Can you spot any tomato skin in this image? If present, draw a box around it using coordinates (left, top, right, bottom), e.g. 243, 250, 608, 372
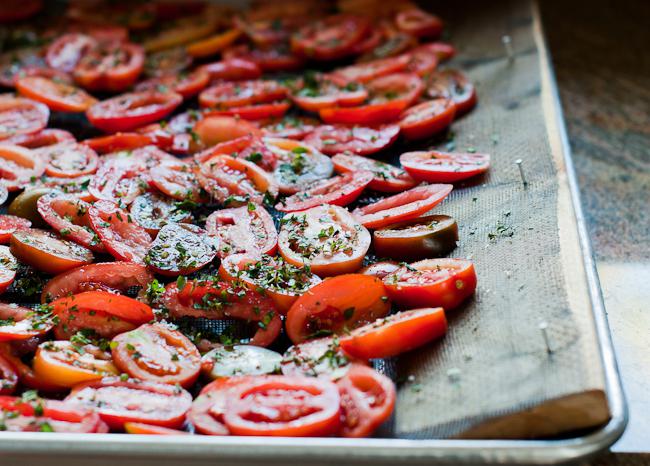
206, 205, 278, 258
400, 151, 490, 182
124, 422, 189, 435
331, 153, 417, 193
223, 375, 342, 437
292, 14, 370, 61
73, 42, 145, 93
10, 228, 94, 274
66, 377, 193, 430
111, 323, 201, 388
395, 9, 444, 38
383, 258, 477, 310
197, 58, 262, 81
352, 184, 453, 229
304, 124, 400, 157
0, 215, 31, 243
86, 91, 183, 133
400, 98, 456, 140
319, 99, 407, 125
337, 364, 396, 437
16, 77, 97, 113
0, 96, 49, 141
286, 274, 390, 344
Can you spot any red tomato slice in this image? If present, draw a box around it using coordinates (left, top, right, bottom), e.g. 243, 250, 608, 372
0, 47, 46, 89
205, 205, 277, 258
88, 161, 146, 206
0, 215, 31, 243
223, 44, 304, 73
66, 377, 192, 430
51, 291, 155, 339
16, 77, 97, 113
149, 161, 206, 202
280, 337, 359, 380
399, 98, 456, 140
331, 54, 410, 84
331, 153, 417, 193
125, 422, 188, 435
86, 90, 183, 133
350, 27, 383, 56
260, 116, 319, 140
383, 258, 477, 310
265, 137, 333, 194
352, 184, 453, 229
41, 261, 153, 303
360, 261, 400, 279
426, 69, 477, 116
206, 101, 290, 121
0, 246, 17, 294
404, 46, 439, 77
45, 33, 97, 73
223, 375, 341, 437
291, 74, 368, 112
199, 80, 288, 109
162, 280, 281, 347
10, 228, 94, 274
33, 175, 93, 202
0, 96, 49, 141
395, 8, 444, 38
36, 141, 99, 178
276, 170, 373, 213
0, 303, 54, 342
136, 68, 210, 99
286, 274, 390, 343
340, 307, 447, 360
400, 150, 490, 182
319, 99, 406, 125
366, 72, 424, 107
83, 132, 170, 154
37, 193, 105, 253
0, 184, 6, 206
0, 353, 17, 394
129, 192, 193, 236
88, 200, 152, 264
195, 134, 277, 172
234, 17, 293, 47
304, 124, 400, 156
193, 116, 261, 148
112, 323, 201, 388
144, 223, 216, 276
6, 128, 75, 149
0, 144, 46, 191
198, 58, 262, 81
0, 395, 105, 433
73, 42, 145, 93
291, 14, 370, 61
0, 343, 65, 392
337, 364, 396, 437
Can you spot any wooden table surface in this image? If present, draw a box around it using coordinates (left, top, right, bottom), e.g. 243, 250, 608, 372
539, 0, 650, 458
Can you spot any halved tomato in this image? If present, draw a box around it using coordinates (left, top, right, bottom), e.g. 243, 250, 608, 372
149, 161, 206, 202
337, 364, 396, 437
111, 323, 201, 388
285, 274, 390, 343
0, 303, 54, 342
340, 307, 447, 360
0, 246, 17, 293
124, 422, 189, 435
36, 142, 99, 178
399, 98, 456, 140
276, 171, 373, 213
366, 72, 424, 107
281, 337, 357, 380
83, 132, 170, 154
223, 44, 304, 73
352, 184, 453, 229
404, 46, 439, 77
88, 200, 152, 263
199, 79, 288, 109
278, 205, 371, 277
304, 124, 400, 156
16, 77, 97, 113
383, 258, 477, 310
194, 134, 276, 172
266, 138, 333, 194
0, 96, 49, 141
400, 150, 490, 182
73, 42, 145, 93
291, 74, 368, 112
66, 377, 192, 430
193, 116, 261, 148
205, 204, 277, 258
6, 128, 75, 149
422, 42, 456, 62
145, 223, 216, 276
41, 261, 153, 303
0, 215, 31, 243
260, 116, 319, 140
395, 8, 443, 38
197, 58, 261, 81
45, 33, 96, 73
86, 90, 183, 133
201, 344, 282, 379
186, 28, 242, 58
87, 161, 146, 206
135, 68, 210, 99
129, 192, 192, 235
223, 376, 341, 437
10, 228, 94, 274
319, 99, 406, 125
0, 353, 17, 394
0, 144, 47, 191
51, 291, 154, 339
291, 14, 370, 61
331, 54, 410, 84
331, 153, 417, 193
359, 261, 400, 279
426, 69, 477, 116
0, 0, 42, 22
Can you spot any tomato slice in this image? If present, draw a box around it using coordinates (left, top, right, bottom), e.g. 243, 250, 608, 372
276, 171, 373, 213
145, 223, 217, 276
331, 153, 417, 193
0, 303, 54, 342
111, 323, 201, 388
400, 150, 490, 182
186, 27, 242, 58
149, 161, 206, 202
33, 340, 119, 388
201, 345, 283, 379
129, 192, 192, 235
66, 377, 192, 430
197, 154, 278, 205
319, 99, 406, 125
260, 116, 319, 140
223, 44, 304, 73
205, 205, 277, 258
41, 261, 154, 303
0, 353, 18, 394
197, 58, 262, 82
0, 215, 31, 243
304, 124, 400, 156
16, 77, 97, 113
51, 291, 155, 339
0, 96, 49, 141
360, 261, 400, 279
291, 74, 368, 112
278, 205, 371, 277
352, 184, 453, 229
86, 90, 183, 133
366, 72, 424, 108
73, 42, 145, 93
399, 98, 456, 140
35, 141, 99, 178
37, 193, 105, 253
206, 101, 290, 121
31, 176, 94, 202
220, 254, 321, 314
291, 14, 370, 61
124, 422, 188, 435
88, 200, 152, 264
331, 54, 410, 84
0, 342, 65, 392
383, 258, 478, 310
337, 364, 396, 437
286, 274, 390, 343
340, 307, 447, 360
0, 395, 105, 433
87, 162, 146, 206
199, 80, 288, 109
281, 337, 358, 380
195, 134, 277, 172
6, 128, 75, 149
404, 47, 439, 77
234, 17, 293, 47
45, 33, 97, 73
136, 69, 210, 99
395, 8, 444, 38
0, 144, 47, 191
426, 69, 477, 116
193, 116, 261, 148
266, 137, 333, 194
421, 42, 456, 62
223, 375, 341, 437
10, 228, 94, 274
0, 246, 17, 293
